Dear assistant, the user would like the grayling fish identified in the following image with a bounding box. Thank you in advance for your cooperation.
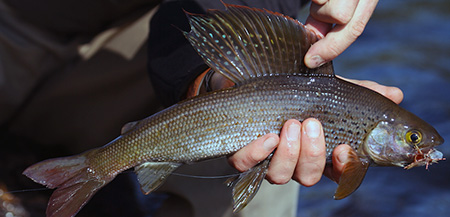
[23,4,444,217]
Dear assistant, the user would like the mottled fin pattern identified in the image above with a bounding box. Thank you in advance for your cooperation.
[226,154,272,212]
[135,162,182,194]
[22,149,112,217]
[334,149,370,200]
[184,4,332,85]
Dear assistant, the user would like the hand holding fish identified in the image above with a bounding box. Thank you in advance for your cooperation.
[304,0,379,68]
[22,4,444,216]
[229,79,404,186]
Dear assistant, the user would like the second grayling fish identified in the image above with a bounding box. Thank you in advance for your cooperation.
[23,4,444,217]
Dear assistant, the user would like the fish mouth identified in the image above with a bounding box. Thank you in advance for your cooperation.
[404,147,445,170]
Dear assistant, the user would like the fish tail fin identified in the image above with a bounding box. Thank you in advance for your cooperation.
[23,150,112,217]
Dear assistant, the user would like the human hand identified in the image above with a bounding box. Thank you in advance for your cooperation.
[304,0,379,68]
[228,78,403,186]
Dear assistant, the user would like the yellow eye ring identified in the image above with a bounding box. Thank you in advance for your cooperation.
[406,130,422,144]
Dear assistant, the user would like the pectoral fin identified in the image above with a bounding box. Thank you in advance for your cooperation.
[226,154,272,213]
[135,162,182,194]
[334,149,370,200]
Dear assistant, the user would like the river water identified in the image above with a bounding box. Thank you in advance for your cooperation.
[297,0,450,216]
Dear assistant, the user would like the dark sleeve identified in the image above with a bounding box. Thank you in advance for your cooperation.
[5,0,160,37]
[147,0,308,107]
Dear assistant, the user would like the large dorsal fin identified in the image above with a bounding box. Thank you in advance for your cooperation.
[184,3,334,85]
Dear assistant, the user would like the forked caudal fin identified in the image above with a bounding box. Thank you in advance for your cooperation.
[23,149,112,217]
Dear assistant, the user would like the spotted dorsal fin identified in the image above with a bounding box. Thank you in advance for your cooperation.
[184,3,334,85]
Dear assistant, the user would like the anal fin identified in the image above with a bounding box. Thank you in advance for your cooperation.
[334,149,370,200]
[226,154,272,213]
[135,162,182,194]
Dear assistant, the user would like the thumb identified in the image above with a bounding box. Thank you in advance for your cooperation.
[228,134,279,172]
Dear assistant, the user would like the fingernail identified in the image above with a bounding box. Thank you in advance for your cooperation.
[308,55,325,68]
[337,150,349,165]
[305,120,321,139]
[287,123,300,141]
[263,136,278,151]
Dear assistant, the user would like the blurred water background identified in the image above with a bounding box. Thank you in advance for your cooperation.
[297,0,450,216]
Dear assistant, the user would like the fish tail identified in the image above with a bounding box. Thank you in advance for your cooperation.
[23,149,112,217]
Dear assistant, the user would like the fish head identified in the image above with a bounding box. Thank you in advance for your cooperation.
[363,110,444,169]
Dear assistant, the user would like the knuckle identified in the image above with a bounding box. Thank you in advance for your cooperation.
[233,151,268,172]
[348,19,366,39]
[307,146,326,159]
[300,175,320,187]
[229,158,247,172]
[325,41,341,60]
[229,154,259,172]
[250,151,267,164]
[266,163,294,185]
[333,11,352,24]
[268,174,291,185]
[298,165,322,186]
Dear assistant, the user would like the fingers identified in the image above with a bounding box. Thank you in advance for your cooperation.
[305,0,379,68]
[230,119,328,187]
[294,118,327,186]
[323,144,351,183]
[338,76,404,104]
[266,119,327,187]
[229,77,402,187]
[228,133,279,172]
[266,120,302,184]
[310,0,359,25]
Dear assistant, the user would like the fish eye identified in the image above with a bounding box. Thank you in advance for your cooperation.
[406,130,422,144]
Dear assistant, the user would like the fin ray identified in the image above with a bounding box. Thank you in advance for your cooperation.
[135,162,182,194]
[23,149,112,217]
[227,154,272,213]
[185,4,332,85]
[334,149,370,200]
[47,179,105,217]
